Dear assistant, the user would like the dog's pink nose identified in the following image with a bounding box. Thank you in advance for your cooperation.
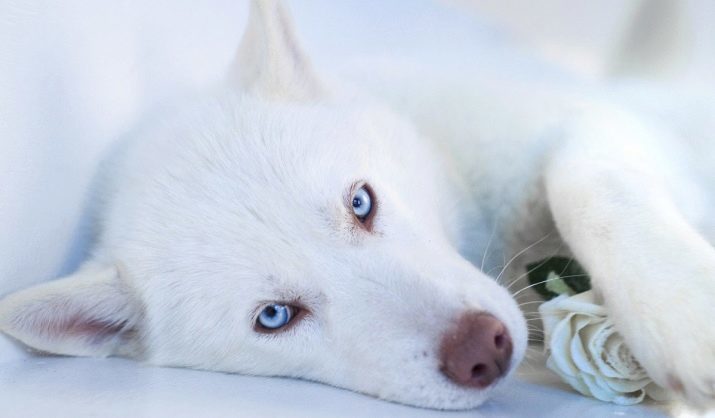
[439,311,513,388]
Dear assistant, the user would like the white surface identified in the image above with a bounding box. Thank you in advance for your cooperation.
[0,351,675,418]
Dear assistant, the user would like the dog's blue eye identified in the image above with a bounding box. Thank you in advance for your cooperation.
[351,186,373,220]
[257,304,293,330]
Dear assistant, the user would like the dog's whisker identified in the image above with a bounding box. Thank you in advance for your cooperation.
[556,256,574,278]
[480,219,499,272]
[517,300,544,307]
[526,345,544,352]
[486,264,505,278]
[512,272,590,300]
[494,230,554,286]
[505,242,565,291]
[518,358,539,372]
[512,276,561,297]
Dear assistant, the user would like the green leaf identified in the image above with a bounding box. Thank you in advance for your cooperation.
[544,272,575,296]
[525,256,591,300]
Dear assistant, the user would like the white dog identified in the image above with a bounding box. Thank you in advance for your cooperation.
[1,0,714,410]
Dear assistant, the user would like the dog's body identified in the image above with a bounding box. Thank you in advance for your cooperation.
[359,44,715,407]
[1,0,714,410]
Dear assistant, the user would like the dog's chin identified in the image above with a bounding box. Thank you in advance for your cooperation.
[350,374,511,410]
[344,337,526,410]
[307,359,521,411]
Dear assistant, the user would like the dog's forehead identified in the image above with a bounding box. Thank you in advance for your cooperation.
[183,94,437,204]
[109,94,442,276]
[208,97,401,215]
[211,96,402,175]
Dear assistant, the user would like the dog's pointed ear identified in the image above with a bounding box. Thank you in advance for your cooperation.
[0,263,143,357]
[231,0,324,100]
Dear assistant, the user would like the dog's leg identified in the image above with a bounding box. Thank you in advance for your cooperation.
[544,107,715,407]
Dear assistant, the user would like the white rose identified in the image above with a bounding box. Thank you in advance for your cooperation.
[539,290,671,405]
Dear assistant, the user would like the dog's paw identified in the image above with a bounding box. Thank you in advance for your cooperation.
[614,274,715,408]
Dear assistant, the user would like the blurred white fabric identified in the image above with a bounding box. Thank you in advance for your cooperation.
[449,0,715,80]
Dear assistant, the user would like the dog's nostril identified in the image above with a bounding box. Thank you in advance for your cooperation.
[494,333,505,349]
[471,363,488,379]
[439,311,513,389]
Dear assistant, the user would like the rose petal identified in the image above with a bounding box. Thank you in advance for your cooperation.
[540,291,607,317]
[581,372,647,405]
[602,333,647,380]
[569,314,601,375]
[538,290,671,405]
[548,313,582,377]
[582,320,621,378]
[540,295,570,341]
[546,355,593,397]
[610,391,647,406]
[579,371,617,403]
[601,374,651,394]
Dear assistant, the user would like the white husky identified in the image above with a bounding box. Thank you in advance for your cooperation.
[1,0,714,410]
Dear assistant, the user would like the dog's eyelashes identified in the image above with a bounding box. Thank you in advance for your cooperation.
[350,183,377,230]
[255,304,300,333]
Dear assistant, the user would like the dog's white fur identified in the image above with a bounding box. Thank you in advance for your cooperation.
[1,0,715,410]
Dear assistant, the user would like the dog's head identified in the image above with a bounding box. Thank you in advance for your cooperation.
[0,0,526,409]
